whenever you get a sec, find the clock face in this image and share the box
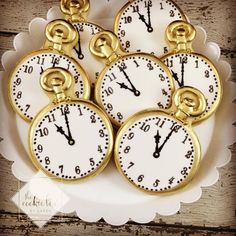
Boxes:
[163,53,222,122]
[72,22,104,85]
[95,54,174,126]
[9,50,90,121]
[29,100,113,181]
[114,0,186,56]
[115,111,200,193]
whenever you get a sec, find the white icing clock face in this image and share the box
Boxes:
[163,53,222,122]
[72,22,104,85]
[95,54,174,126]
[114,0,186,56]
[115,111,200,193]
[29,101,113,181]
[9,50,90,122]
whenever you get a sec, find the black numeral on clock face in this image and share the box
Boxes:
[104,87,114,96]
[75,166,81,174]
[153,179,160,187]
[140,122,150,132]
[137,175,144,182]
[23,65,33,74]
[45,114,56,123]
[124,16,132,24]
[37,128,49,137]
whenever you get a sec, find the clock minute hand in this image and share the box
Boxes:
[147,2,153,32]
[74,25,84,60]
[155,126,177,157]
[181,61,185,86]
[119,67,141,96]
[64,111,75,145]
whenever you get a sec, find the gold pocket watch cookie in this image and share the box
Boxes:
[60,0,104,85]
[9,19,90,122]
[90,30,174,127]
[29,67,113,181]
[114,0,187,56]
[115,87,206,193]
[162,21,222,123]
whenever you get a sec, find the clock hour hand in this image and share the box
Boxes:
[55,124,70,140]
[154,126,177,158]
[54,123,75,146]
[118,66,141,96]
[137,9,153,33]
[74,25,84,60]
[171,70,183,87]
[153,129,161,158]
[116,82,141,97]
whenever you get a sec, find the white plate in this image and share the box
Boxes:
[0,3,235,226]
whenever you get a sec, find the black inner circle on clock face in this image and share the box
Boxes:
[11,52,84,121]
[117,114,196,192]
[32,103,110,180]
[100,56,172,125]
[163,53,220,119]
[116,0,183,55]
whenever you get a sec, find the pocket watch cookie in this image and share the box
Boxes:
[90,30,174,127]
[114,0,187,56]
[9,19,90,122]
[29,67,113,181]
[162,21,222,123]
[60,0,104,85]
[114,87,206,193]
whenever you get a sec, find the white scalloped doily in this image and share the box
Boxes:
[0,3,235,226]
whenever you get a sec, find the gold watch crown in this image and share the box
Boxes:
[166,21,196,53]
[40,67,73,103]
[44,19,78,55]
[173,86,206,123]
[90,31,123,65]
[60,0,90,22]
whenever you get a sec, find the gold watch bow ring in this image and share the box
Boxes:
[9,19,90,122]
[162,21,222,123]
[29,67,113,181]
[60,0,105,85]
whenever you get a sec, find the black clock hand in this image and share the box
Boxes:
[118,66,141,96]
[137,7,153,33]
[154,126,177,158]
[171,70,182,87]
[181,61,185,86]
[147,2,153,32]
[64,110,75,145]
[116,82,140,96]
[153,129,161,158]
[74,25,84,60]
[54,124,74,144]
[40,66,44,75]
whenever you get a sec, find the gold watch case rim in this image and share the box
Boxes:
[161,51,223,124]
[8,49,91,123]
[28,98,114,183]
[113,0,188,51]
[94,52,175,128]
[114,108,201,195]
